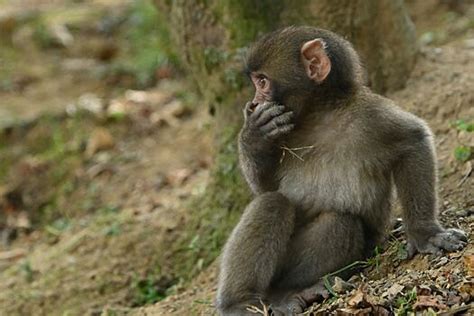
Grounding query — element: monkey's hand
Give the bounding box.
[242,101,294,143]
[407,228,468,258]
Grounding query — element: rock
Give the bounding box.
[85,127,115,158]
[49,24,73,47]
[166,100,188,118]
[125,89,174,106]
[107,100,127,119]
[77,93,103,115]
[125,90,148,104]
[61,58,98,72]
[465,38,474,49]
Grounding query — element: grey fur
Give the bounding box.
[216,27,467,316]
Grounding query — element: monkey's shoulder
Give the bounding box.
[350,93,433,149]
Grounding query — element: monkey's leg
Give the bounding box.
[270,212,369,315]
[216,192,295,316]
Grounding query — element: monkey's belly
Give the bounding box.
[277,164,392,218]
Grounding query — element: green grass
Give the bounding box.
[395,287,417,316]
[451,118,473,162]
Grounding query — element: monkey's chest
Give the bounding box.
[276,154,390,216]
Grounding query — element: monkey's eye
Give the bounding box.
[257,77,269,90]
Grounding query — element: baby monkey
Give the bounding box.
[216,26,467,315]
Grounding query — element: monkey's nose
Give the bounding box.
[248,102,258,113]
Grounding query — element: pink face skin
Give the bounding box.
[250,73,272,109]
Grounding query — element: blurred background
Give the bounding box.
[0,0,473,315]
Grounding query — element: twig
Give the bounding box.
[457,161,472,187]
[0,248,26,260]
[280,145,315,162]
[246,299,269,315]
[322,260,369,297]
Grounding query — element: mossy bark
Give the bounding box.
[153,0,416,280]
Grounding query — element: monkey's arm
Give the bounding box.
[392,120,467,257]
[238,102,294,194]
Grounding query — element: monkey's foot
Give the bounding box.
[270,282,329,315]
[408,228,468,258]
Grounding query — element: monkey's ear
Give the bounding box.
[301,39,331,83]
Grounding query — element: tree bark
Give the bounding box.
[153,0,416,279]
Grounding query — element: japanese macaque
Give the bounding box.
[216,26,467,315]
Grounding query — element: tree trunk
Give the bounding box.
[153,0,416,279]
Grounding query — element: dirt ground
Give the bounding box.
[0,1,473,315]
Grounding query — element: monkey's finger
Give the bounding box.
[265,124,294,140]
[252,101,275,120]
[439,240,467,252]
[243,101,254,118]
[445,228,468,242]
[260,112,294,133]
[255,105,286,126]
[430,231,467,252]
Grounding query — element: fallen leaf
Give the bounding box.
[348,290,365,308]
[413,295,447,311]
[166,168,193,186]
[333,276,355,293]
[337,307,373,315]
[459,282,474,298]
[464,255,474,277]
[0,248,26,260]
[383,283,404,299]
[86,127,115,158]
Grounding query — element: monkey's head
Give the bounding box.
[245,26,365,116]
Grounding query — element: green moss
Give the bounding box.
[223,0,285,47]
[114,0,179,88]
[204,47,229,72]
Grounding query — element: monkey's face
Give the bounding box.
[245,27,364,119]
[245,31,333,117]
[249,73,272,110]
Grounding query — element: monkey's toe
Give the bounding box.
[429,228,468,252]
[409,228,468,257]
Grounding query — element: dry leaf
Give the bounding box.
[348,290,365,307]
[166,168,193,186]
[413,295,447,311]
[86,127,115,158]
[383,283,404,299]
[333,276,355,293]
[463,255,474,277]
